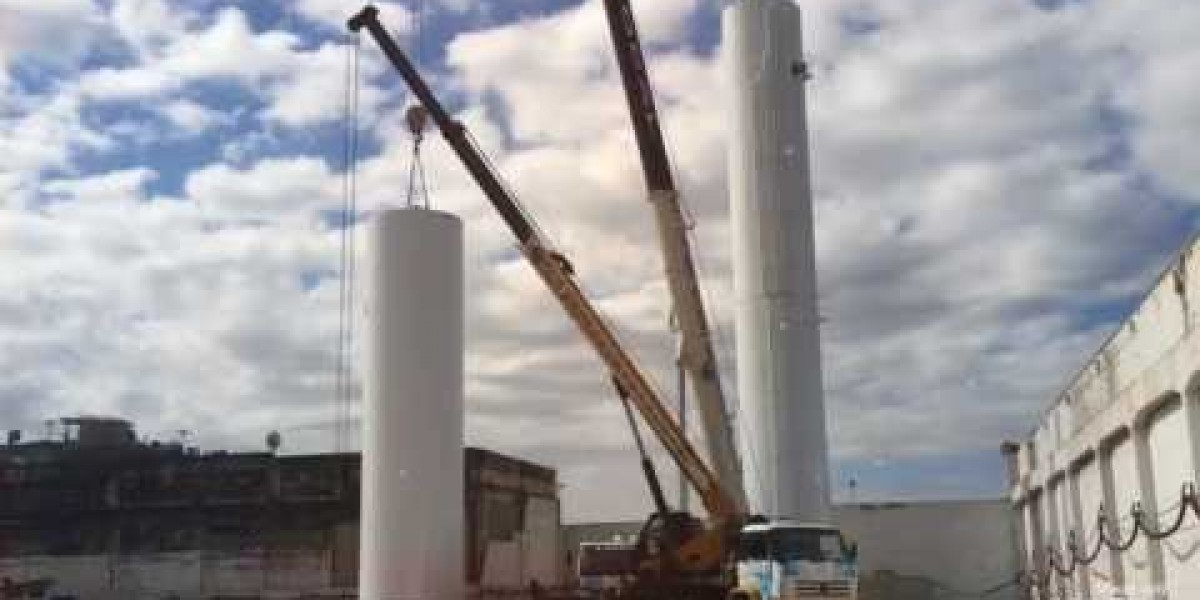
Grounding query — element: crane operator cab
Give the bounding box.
[731,521,859,600]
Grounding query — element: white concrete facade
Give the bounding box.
[1010,234,1200,599]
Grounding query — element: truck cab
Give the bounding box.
[577,541,635,596]
[732,521,858,600]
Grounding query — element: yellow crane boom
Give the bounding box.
[348,5,737,529]
[600,0,748,514]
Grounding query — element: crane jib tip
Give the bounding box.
[347,5,379,32]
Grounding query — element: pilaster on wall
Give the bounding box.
[1131,422,1166,592]
[1097,432,1125,589]
[1066,465,1090,600]
[1185,378,1200,485]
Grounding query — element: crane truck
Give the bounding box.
[349,4,858,598]
[598,2,859,599]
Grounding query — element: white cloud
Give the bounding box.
[263,41,387,129]
[159,99,229,134]
[0,0,101,84]
[109,0,193,56]
[0,89,111,181]
[427,0,1200,517]
[78,67,177,101]
[629,0,699,45]
[1078,0,1200,197]
[42,167,157,204]
[81,5,390,129]
[2,0,1200,523]
[183,156,339,223]
[446,1,626,144]
[2,158,346,453]
[81,7,300,100]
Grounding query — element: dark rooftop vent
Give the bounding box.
[62,417,136,448]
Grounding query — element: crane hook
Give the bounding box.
[403,105,431,209]
[405,105,429,143]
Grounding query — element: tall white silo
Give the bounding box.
[724,0,830,522]
[358,208,464,599]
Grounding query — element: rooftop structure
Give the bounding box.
[0,418,561,598]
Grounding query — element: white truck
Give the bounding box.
[576,542,635,596]
[732,521,859,599]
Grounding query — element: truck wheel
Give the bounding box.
[727,591,756,600]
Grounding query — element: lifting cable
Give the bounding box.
[404,106,430,209]
[404,0,432,209]
[1027,482,1200,590]
[333,2,431,452]
[334,28,362,454]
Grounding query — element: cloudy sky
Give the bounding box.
[2,0,1197,522]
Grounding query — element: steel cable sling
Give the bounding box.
[1136,482,1197,540]
[1028,482,1199,588]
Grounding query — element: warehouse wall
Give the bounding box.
[563,500,1021,599]
[839,500,1021,600]
[0,551,347,599]
[1011,235,1200,599]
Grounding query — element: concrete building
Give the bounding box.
[0,417,561,599]
[1008,233,1200,599]
[563,500,1022,600]
[466,448,562,591]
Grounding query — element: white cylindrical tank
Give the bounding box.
[358,208,464,600]
[724,0,830,522]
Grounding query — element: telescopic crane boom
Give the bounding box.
[348,6,738,559]
[600,0,747,514]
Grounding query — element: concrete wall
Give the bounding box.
[474,496,563,590]
[1011,234,1200,599]
[0,551,351,599]
[563,500,1021,599]
[466,448,563,590]
[838,501,1021,600]
[0,505,562,600]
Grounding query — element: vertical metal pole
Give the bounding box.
[678,358,689,513]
